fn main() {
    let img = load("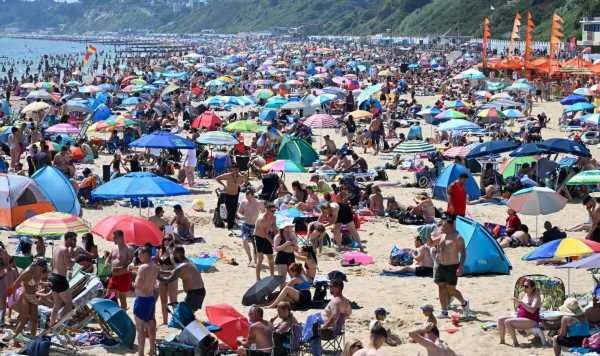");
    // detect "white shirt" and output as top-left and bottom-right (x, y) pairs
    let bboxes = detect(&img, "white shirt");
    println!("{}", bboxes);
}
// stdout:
(184, 148), (197, 167)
